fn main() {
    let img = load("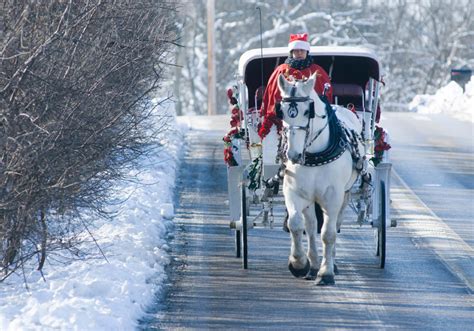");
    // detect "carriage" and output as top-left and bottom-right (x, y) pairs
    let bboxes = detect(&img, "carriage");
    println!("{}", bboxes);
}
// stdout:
(224, 46), (393, 281)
